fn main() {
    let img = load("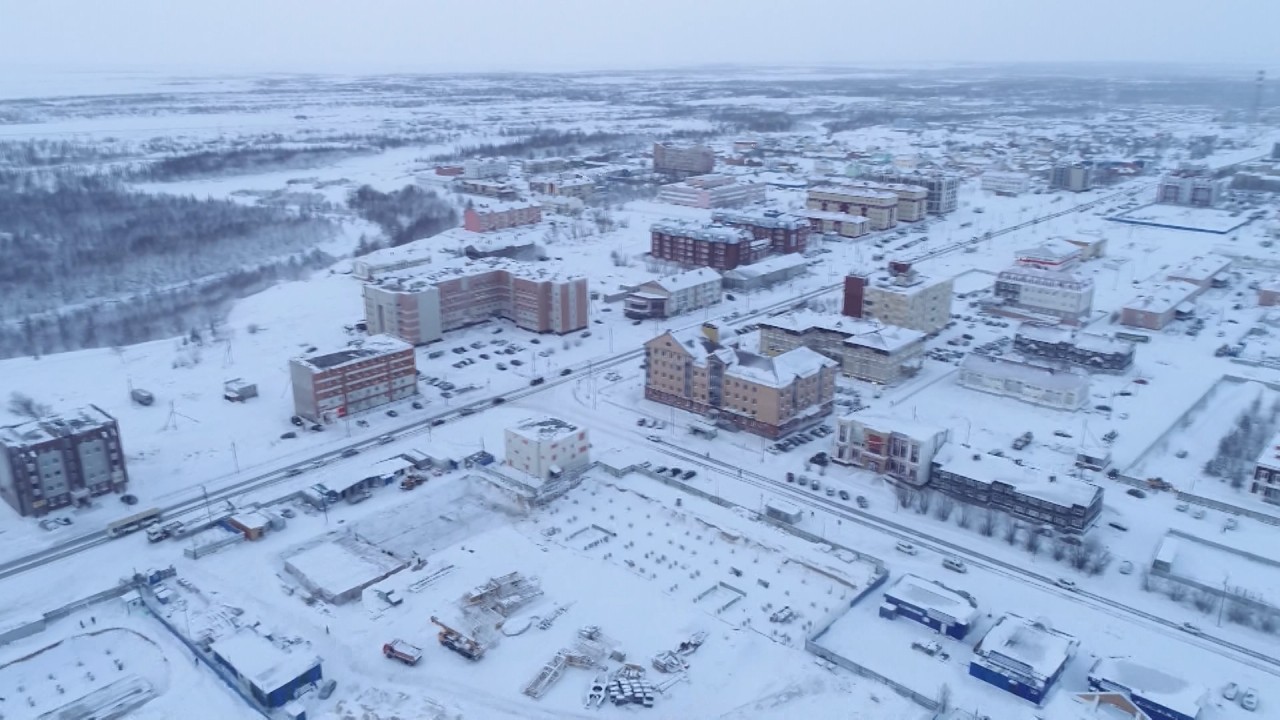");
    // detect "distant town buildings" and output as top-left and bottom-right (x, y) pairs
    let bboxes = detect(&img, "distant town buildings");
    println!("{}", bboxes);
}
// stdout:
(528, 173), (595, 201)
(625, 268), (722, 319)
(463, 200), (542, 233)
(758, 311), (925, 385)
(289, 336), (418, 424)
(1051, 162), (1095, 192)
(1156, 169), (1227, 208)
(806, 184), (899, 231)
(649, 221), (764, 271)
(457, 178), (520, 200)
(993, 265), (1095, 325)
(643, 331), (837, 438)
(0, 405), (128, 517)
(652, 142), (715, 179)
(1012, 324), (1136, 372)
(958, 353), (1090, 410)
(969, 613), (1079, 704)
(721, 253), (809, 291)
(364, 259), (589, 344)
(1119, 281), (1201, 331)
(981, 170), (1031, 196)
(657, 174), (766, 209)
(859, 169), (959, 215)
(462, 157), (509, 180)
(833, 413), (949, 487)
(710, 209), (810, 255)
(843, 263), (954, 335)
(504, 417), (591, 482)
(931, 445), (1104, 531)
